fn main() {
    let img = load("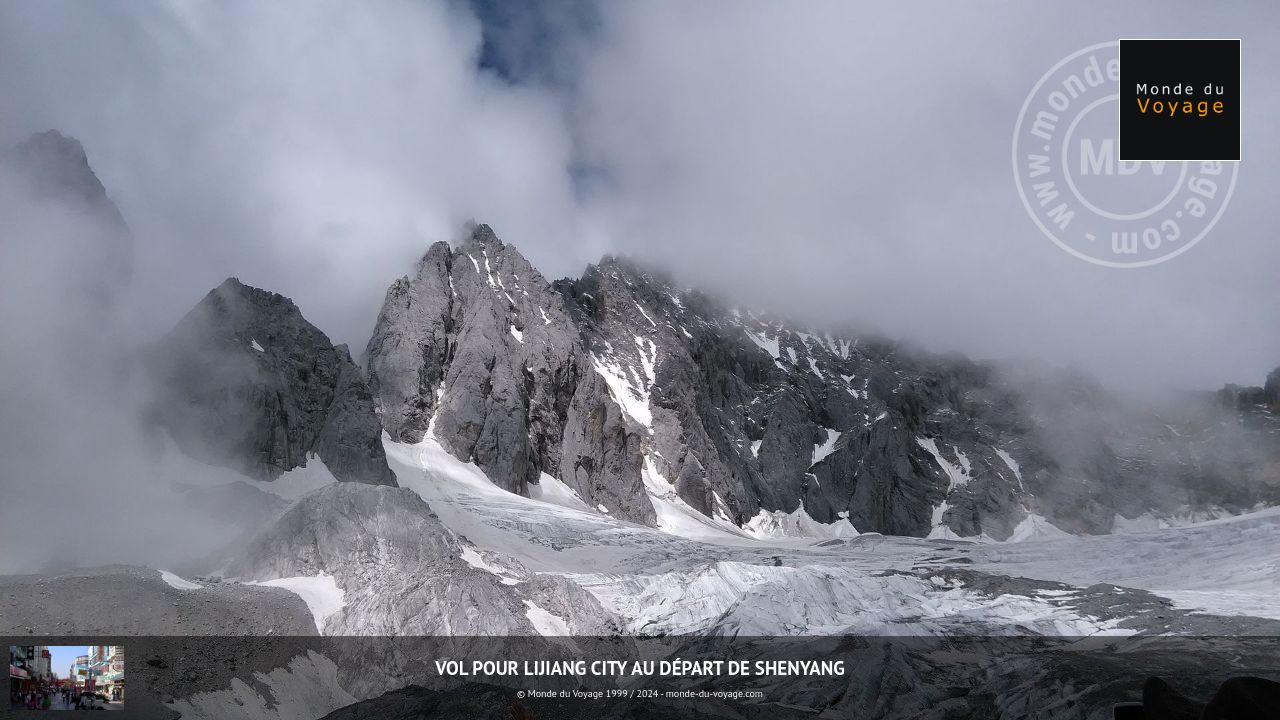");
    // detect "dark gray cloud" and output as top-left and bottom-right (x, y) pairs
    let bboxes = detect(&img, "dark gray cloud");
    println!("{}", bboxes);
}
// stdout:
(1, 0), (1275, 396)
